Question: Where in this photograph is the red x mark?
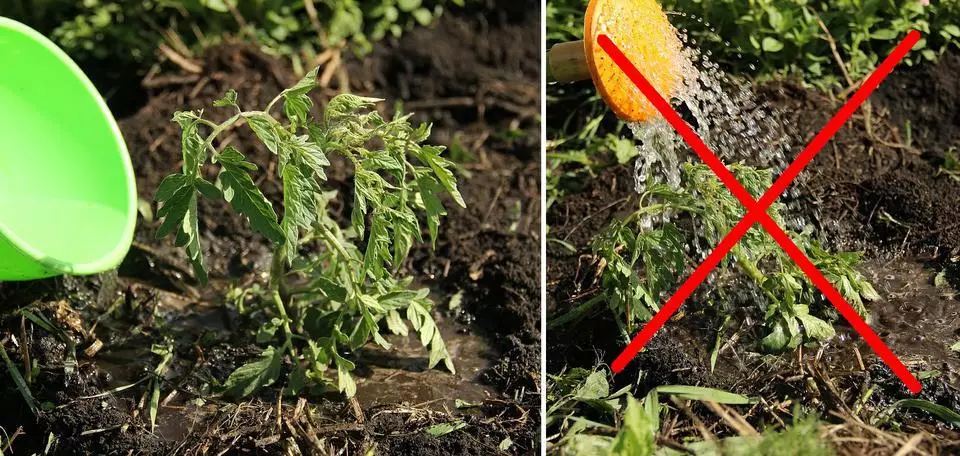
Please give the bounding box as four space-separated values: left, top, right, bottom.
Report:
600 30 923 394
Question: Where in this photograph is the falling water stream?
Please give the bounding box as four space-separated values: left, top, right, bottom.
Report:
628 15 806 230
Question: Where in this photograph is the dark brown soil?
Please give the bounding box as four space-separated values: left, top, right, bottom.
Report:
0 1 540 454
546 51 960 449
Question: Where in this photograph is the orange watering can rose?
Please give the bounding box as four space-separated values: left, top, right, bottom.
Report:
547 0 683 123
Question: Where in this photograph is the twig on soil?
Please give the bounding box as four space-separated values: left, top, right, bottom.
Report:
159 43 203 74
703 401 758 437
19 315 29 384
0 426 22 454
350 397 365 424
670 397 716 442
892 433 926 456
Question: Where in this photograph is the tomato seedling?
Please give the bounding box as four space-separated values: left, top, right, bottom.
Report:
155 67 464 397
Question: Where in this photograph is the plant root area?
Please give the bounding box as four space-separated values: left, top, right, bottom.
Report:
0 1 540 454
547 53 960 452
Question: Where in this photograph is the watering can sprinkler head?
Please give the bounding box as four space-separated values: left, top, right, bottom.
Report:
0 17 137 281
547 0 683 123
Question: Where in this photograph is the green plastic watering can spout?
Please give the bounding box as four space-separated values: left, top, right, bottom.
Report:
0 17 137 281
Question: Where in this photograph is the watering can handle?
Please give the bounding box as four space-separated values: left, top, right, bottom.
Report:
547 40 590 83
545 0 682 123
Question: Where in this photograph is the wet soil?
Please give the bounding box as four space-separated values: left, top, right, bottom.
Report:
546 52 960 449
0 1 540 454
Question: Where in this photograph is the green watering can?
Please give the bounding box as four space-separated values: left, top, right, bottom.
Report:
0 18 137 281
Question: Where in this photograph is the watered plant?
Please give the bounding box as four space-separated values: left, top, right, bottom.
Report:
552 162 879 352
154 67 464 397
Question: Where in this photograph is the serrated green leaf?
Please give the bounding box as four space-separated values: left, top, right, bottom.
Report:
386 309 408 336
325 94 384 123
156 174 190 202
284 93 312 127
182 193 209 285
362 153 404 177
285 67 319 96
761 319 789 351
309 276 348 301
216 147 284 244
416 174 448 247
417 146 465 208
574 370 609 400
172 111 206 175
349 315 371 349
363 211 391 279
183 192 208 284
245 113 282 154
155 184 194 239
279 163 316 261
213 89 238 108
418 308 435 348
392 205 419 265
334 352 357 397
287 134 329 181
222 346 283 398
797 313 835 340
428 330 453 373
407 302 423 330
352 170 386 235
195 178 221 199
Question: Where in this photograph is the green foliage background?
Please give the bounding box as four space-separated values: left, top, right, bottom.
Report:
1 0 472 70
549 0 960 90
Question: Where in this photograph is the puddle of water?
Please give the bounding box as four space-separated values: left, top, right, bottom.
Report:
821 258 960 383
354 316 498 411
89 284 498 441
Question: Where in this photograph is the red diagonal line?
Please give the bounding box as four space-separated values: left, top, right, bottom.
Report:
598 31 922 393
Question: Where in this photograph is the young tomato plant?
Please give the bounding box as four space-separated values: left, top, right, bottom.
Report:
154 67 464 397
555 163 878 352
